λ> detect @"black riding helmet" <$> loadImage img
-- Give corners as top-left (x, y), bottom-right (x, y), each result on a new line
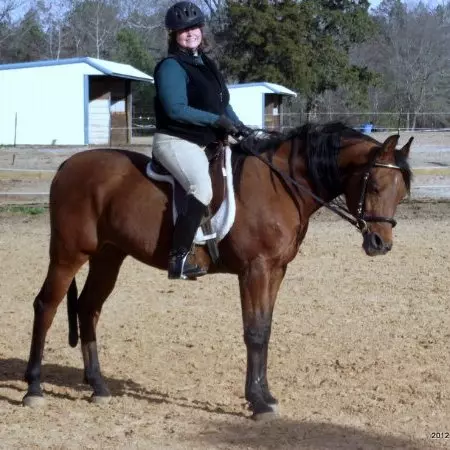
top-left (165, 1), bottom-right (205, 32)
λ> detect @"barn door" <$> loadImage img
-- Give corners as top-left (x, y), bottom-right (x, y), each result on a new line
top-left (88, 97), bottom-right (110, 145)
top-left (88, 77), bottom-right (111, 145)
top-left (109, 79), bottom-right (129, 145)
top-left (264, 94), bottom-right (281, 131)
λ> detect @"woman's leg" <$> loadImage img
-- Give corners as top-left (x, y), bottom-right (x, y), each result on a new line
top-left (152, 133), bottom-right (212, 278)
top-left (152, 133), bottom-right (212, 205)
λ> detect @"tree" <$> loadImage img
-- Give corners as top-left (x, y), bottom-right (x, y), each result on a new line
top-left (366, 0), bottom-right (450, 128)
top-left (201, 0), bottom-right (228, 31)
top-left (217, 0), bottom-right (376, 114)
top-left (218, 2), bottom-right (310, 83)
top-left (10, 8), bottom-right (47, 62)
top-left (62, 0), bottom-right (121, 58)
top-left (36, 0), bottom-right (72, 59)
top-left (123, 5), bottom-right (168, 60)
top-left (0, 0), bottom-right (21, 23)
top-left (113, 27), bottom-right (156, 108)
top-left (0, 0), bottom-right (25, 60)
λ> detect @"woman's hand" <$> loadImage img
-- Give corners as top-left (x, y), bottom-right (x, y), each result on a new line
top-left (235, 123), bottom-right (253, 138)
top-left (213, 115), bottom-right (239, 135)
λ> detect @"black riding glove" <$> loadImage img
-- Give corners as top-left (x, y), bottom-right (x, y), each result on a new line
top-left (236, 122), bottom-right (253, 138)
top-left (213, 114), bottom-right (239, 136)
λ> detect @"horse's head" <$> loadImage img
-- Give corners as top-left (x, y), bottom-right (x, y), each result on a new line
top-left (341, 134), bottom-right (413, 256)
top-left (234, 122), bottom-right (413, 257)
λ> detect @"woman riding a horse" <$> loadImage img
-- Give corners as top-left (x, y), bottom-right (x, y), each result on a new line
top-left (153, 1), bottom-right (251, 280)
top-left (20, 2), bottom-right (415, 422)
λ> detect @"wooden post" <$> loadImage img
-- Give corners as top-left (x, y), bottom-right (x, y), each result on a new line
top-left (127, 81), bottom-right (132, 144)
top-left (14, 112), bottom-right (17, 147)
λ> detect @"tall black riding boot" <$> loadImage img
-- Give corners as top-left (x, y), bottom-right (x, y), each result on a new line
top-left (168, 194), bottom-right (208, 280)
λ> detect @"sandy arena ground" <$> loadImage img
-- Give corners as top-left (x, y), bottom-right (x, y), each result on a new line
top-left (0, 200), bottom-right (449, 450)
top-left (0, 133), bottom-right (450, 449)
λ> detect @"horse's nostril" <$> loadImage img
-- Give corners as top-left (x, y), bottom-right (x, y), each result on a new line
top-left (370, 232), bottom-right (383, 249)
top-left (363, 232), bottom-right (392, 255)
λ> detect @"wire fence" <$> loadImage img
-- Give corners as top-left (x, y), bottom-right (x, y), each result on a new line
top-left (132, 111), bottom-right (156, 137)
top-left (130, 111), bottom-right (450, 136)
top-left (278, 112), bottom-right (450, 132)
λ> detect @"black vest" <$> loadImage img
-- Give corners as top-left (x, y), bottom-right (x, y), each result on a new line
top-left (154, 51), bottom-right (230, 146)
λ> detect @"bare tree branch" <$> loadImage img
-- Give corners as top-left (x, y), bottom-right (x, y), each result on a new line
top-left (0, 0), bottom-right (25, 22)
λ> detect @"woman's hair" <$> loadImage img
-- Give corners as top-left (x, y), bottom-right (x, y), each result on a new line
top-left (167, 28), bottom-right (209, 54)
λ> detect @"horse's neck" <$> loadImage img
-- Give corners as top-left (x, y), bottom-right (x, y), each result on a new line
top-left (280, 137), bottom-right (349, 210)
top-left (275, 140), bottom-right (307, 174)
top-left (273, 140), bottom-right (322, 216)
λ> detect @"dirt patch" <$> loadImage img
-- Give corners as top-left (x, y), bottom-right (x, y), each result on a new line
top-left (0, 202), bottom-right (449, 449)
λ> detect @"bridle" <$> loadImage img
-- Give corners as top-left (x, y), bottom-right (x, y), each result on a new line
top-left (354, 161), bottom-right (402, 234)
top-left (232, 134), bottom-right (404, 235)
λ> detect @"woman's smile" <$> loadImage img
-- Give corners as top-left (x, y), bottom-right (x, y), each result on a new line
top-left (176, 26), bottom-right (202, 50)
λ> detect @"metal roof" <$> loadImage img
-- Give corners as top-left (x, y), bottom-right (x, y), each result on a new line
top-left (227, 82), bottom-right (297, 97)
top-left (0, 57), bottom-right (153, 83)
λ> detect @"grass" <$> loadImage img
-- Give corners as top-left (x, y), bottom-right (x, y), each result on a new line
top-left (0, 204), bottom-right (47, 215)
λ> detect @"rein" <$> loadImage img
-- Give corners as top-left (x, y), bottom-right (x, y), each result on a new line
top-left (234, 133), bottom-right (402, 234)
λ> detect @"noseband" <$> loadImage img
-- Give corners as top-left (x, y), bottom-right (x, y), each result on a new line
top-left (355, 162), bottom-right (401, 234)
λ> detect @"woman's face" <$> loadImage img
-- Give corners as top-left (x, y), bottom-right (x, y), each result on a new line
top-left (176, 26), bottom-right (202, 51)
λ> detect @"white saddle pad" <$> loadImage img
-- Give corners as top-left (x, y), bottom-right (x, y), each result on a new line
top-left (146, 145), bottom-right (236, 245)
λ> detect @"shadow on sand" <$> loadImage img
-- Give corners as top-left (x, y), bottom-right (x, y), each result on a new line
top-left (193, 418), bottom-right (426, 450)
top-left (1, 358), bottom-right (427, 449)
top-left (0, 357), bottom-right (242, 417)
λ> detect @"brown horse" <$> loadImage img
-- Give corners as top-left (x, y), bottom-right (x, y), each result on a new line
top-left (23, 123), bottom-right (413, 420)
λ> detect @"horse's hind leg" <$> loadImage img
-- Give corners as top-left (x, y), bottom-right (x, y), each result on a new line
top-left (77, 245), bottom-right (126, 403)
top-left (24, 258), bottom-right (87, 407)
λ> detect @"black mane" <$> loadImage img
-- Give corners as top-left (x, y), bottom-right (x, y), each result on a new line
top-left (232, 122), bottom-right (369, 196)
top-left (232, 122), bottom-right (412, 196)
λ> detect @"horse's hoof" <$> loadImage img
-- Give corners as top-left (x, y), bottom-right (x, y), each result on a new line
top-left (252, 410), bottom-right (279, 421)
top-left (22, 395), bottom-right (46, 408)
top-left (90, 394), bottom-right (111, 405)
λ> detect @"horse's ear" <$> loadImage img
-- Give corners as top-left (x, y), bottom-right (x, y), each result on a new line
top-left (382, 134), bottom-right (400, 153)
top-left (398, 136), bottom-right (413, 159)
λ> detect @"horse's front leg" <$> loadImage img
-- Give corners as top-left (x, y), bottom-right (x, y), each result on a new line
top-left (239, 262), bottom-right (286, 420)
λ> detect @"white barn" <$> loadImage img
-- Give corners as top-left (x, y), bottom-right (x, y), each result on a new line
top-left (0, 57), bottom-right (153, 146)
top-left (228, 82), bottom-right (297, 131)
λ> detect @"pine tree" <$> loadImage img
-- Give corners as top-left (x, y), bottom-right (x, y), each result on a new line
top-left (217, 0), bottom-right (376, 112)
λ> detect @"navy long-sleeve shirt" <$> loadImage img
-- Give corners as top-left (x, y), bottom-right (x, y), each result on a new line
top-left (155, 56), bottom-right (240, 127)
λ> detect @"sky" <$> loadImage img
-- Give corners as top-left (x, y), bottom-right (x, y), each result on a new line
top-left (9, 0), bottom-right (442, 21)
top-left (370, 0), bottom-right (442, 8)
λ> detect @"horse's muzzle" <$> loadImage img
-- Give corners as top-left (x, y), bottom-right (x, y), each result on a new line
top-left (362, 231), bottom-right (392, 256)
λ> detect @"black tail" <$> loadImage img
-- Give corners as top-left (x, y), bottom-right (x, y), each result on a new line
top-left (67, 279), bottom-right (79, 348)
